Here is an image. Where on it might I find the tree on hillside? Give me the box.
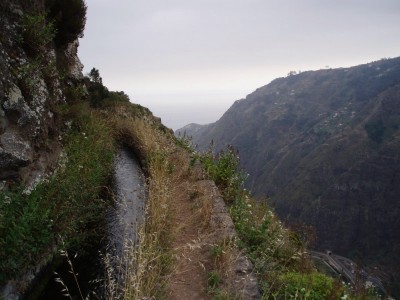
[85,68,108,107]
[88,68,102,84]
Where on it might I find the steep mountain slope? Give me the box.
[1,1,396,297]
[178,58,400,291]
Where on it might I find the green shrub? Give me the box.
[101,91,131,106]
[20,13,55,55]
[0,189,53,282]
[46,0,87,47]
[86,80,110,107]
[207,271,221,293]
[196,146,319,297]
[230,195,273,251]
[15,58,42,96]
[84,69,108,107]
[18,0,46,13]
[275,272,336,299]
[64,84,87,103]
[84,68,131,107]
[0,103,115,283]
[199,145,246,202]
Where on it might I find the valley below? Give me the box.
[1,0,399,298]
[178,57,400,296]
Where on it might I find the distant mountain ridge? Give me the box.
[177,123,210,137]
[177,57,400,293]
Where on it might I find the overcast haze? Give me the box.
[79,0,400,130]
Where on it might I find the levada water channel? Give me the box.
[25,146,147,299]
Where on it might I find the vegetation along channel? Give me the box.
[25,147,147,299]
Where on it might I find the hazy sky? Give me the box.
[79,0,400,129]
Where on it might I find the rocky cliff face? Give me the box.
[0,0,84,190]
[178,58,400,291]
[0,2,86,296]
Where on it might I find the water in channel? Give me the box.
[107,146,147,263]
[26,147,146,299]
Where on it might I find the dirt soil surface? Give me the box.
[166,149,260,299]
[167,151,212,299]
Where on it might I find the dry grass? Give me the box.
[100,103,256,299]
[100,106,175,299]
[210,238,237,277]
[195,184,215,230]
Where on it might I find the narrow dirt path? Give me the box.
[167,151,212,300]
[165,148,260,299]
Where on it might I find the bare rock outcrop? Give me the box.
[0,1,84,189]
